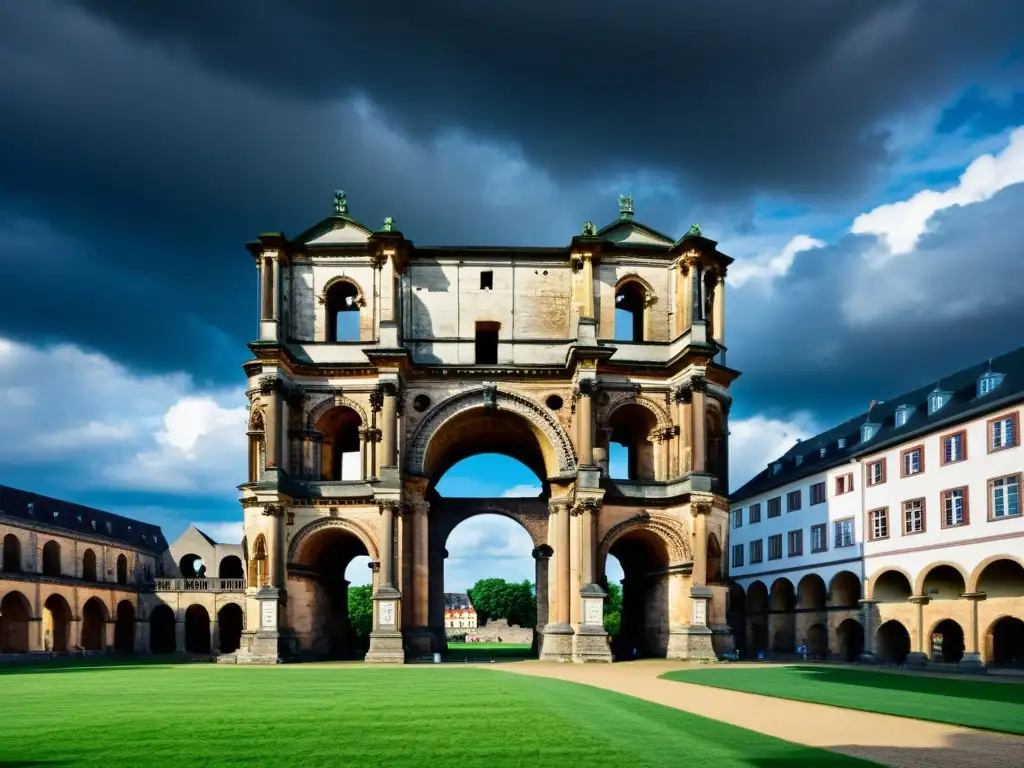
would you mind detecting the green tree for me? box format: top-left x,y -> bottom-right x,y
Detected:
468,578 -> 536,628
348,585 -> 373,639
602,580 -> 622,637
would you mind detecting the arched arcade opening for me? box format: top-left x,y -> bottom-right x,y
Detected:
150,605 -> 176,654
0,591 -> 32,653
987,616 -> 1024,667
81,597 -> 109,651
43,594 -> 71,652
602,527 -> 671,659
114,600 -> 136,653
218,603 -> 244,654
185,605 -> 211,654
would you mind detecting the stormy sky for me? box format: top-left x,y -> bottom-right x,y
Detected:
2,0 -> 1024,590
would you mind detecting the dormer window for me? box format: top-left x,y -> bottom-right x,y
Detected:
795,455 -> 804,466
819,447 -> 827,458
895,405 -> 913,428
861,423 -> 880,442
837,437 -> 847,449
928,389 -> 950,414
978,371 -> 1004,397
772,461 -> 782,475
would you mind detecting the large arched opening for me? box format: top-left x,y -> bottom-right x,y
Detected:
80,597 -> 109,651
2,534 -> 22,573
607,404 -> 658,482
184,605 -> 211,654
43,594 -> 71,652
829,571 -> 862,608
179,554 -> 205,578
920,564 -> 967,599
218,603 -> 244,654
324,279 -> 362,342
797,574 -> 827,610
769,578 -> 796,652
116,554 -> 129,585
605,527 -> 671,659
836,618 -> 864,661
316,405 -> 363,481
929,618 -> 965,663
290,523 -> 371,660
876,619 -> 911,664
746,581 -> 769,655
218,556 -> 244,580
871,569 -> 912,603
726,584 -> 746,657
986,616 -> 1024,667
975,557 -> 1024,598
42,541 -> 61,577
82,549 -> 98,582
0,591 -> 32,653
114,600 -> 136,653
150,605 -> 176,654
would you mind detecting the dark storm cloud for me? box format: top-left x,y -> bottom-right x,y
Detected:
729,183 -> 1024,425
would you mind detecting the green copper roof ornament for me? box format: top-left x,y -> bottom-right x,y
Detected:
686,223 -> 701,238
333,190 -> 349,216
382,216 -> 395,233
581,221 -> 597,237
618,194 -> 634,219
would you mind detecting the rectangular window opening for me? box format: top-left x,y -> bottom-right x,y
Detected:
480,270 -> 493,290
475,321 -> 499,365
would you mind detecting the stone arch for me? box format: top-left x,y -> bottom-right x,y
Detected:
43,593 -> 72,652
601,391 -> 672,430
249,534 -> 269,588
596,511 -> 691,577
288,516 -> 380,563
114,600 -> 136,653
218,555 -> 244,579
218,602 -> 244,653
184,605 -> 211,654
916,562 -> 969,598
436,504 -> 547,550
116,554 -> 129,585
82,548 -> 98,581
927,617 -> 965,663
321,275 -> 366,306
0,590 -> 33,653
41,540 -> 61,577
406,386 -> 577,479
2,533 -> 23,573
307,393 -> 368,429
797,573 -> 827,610
829,571 -> 862,607
968,554 -> 1024,594
150,604 -> 176,653
866,566 -> 914,600
614,273 -> 657,302
81,596 -> 109,650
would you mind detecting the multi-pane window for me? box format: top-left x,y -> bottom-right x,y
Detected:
810,482 -> 826,505
810,523 -> 827,553
749,503 -> 762,524
991,415 -> 1018,451
767,497 -> 782,518
990,475 -> 1021,519
869,508 -> 889,540
731,543 -> 744,567
835,473 -> 854,495
787,529 -> 803,557
834,518 -> 854,547
731,509 -> 743,529
901,447 -> 923,477
749,539 -> 763,564
942,432 -> 965,464
787,490 -> 802,512
942,488 -> 968,527
903,499 -> 925,534
867,459 -> 886,486
768,534 -> 783,560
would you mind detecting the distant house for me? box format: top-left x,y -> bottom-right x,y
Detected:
444,607 -> 478,630
443,592 -> 473,610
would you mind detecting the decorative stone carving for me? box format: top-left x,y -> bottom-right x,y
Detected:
690,492 -> 715,516
262,504 -> 284,518
258,375 -> 279,395
377,500 -> 407,517
369,387 -> 384,414
577,378 -> 601,398
672,383 -> 692,404
287,516 -> 379,562
306,393 -> 368,428
482,383 -> 498,409
406,387 -> 577,477
597,511 -> 692,565
571,497 -> 602,517
602,389 -> 673,429
689,375 -> 708,394
333,190 -> 348,216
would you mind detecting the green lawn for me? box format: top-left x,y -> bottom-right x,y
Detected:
0,660 -> 875,767
662,665 -> 1024,735
445,642 -> 533,662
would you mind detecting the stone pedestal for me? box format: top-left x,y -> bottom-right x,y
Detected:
959,651 -> 985,670
366,586 -> 405,663
573,584 -> 612,663
905,651 -> 928,668
540,623 -> 574,661
667,627 -> 717,660
236,587 -> 286,664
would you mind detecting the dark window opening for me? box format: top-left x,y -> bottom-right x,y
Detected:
261,257 -> 274,320
614,282 -> 646,342
475,322 -> 499,364
480,271 -> 493,290
325,281 -> 361,342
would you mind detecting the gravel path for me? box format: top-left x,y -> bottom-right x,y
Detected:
495,661 -> 1024,768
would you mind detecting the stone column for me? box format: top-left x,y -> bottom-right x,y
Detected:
594,427 -> 612,477
531,545 -> 552,657
961,592 -> 986,667
690,376 -> 707,474
359,429 -> 369,480
377,383 -> 399,468
690,498 -> 709,586
581,253 -> 595,319
407,495 -> 431,654
576,379 -> 598,466
670,492 -> 717,660
271,255 -> 281,320
260,377 -> 282,470
367,502 -> 404,663
540,499 -> 574,660
685,253 -> 703,323
858,598 -> 877,662
262,504 -> 285,588
711,268 -> 726,347
379,503 -> 396,588
907,595 -> 929,667
210,621 -> 220,655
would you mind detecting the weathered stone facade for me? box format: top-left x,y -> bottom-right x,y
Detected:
237,193 -> 739,663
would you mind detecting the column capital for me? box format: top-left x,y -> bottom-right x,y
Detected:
909,594 -> 930,605
576,377 -> 601,398
377,499 -> 407,517
258,375 -> 281,396
532,544 -> 553,560
261,504 -> 285,518
858,598 -> 878,607
672,383 -> 692,404
690,492 -> 715,516
368,560 -> 381,573
548,498 -> 572,515
570,496 -> 602,517
961,592 -> 987,602
682,249 -> 700,269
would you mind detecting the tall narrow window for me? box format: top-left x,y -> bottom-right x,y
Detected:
325,280 -> 361,342
475,322 -> 499,364
261,257 -> 275,320
480,270 -> 493,290
614,281 -> 646,342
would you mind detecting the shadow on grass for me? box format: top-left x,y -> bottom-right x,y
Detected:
443,647 -> 535,663
0,655 -> 192,675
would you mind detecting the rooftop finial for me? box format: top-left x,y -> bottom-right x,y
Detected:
618,194 -> 634,219
382,216 -> 395,232
581,221 -> 597,237
686,223 -> 701,238
333,190 -> 348,216
987,358 -> 993,372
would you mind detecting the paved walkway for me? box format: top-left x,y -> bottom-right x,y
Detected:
495,661 -> 1024,768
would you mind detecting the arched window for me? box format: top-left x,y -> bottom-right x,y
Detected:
615,280 -> 647,342
116,554 -> 129,585
607,404 -> 658,481
2,534 -> 21,573
82,548 -> 98,581
325,280 -> 362,342
42,540 -> 61,577
248,409 -> 266,483
249,536 -> 269,588
317,406 -> 363,481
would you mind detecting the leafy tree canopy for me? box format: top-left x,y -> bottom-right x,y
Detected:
348,585 -> 373,638
467,578 -> 536,628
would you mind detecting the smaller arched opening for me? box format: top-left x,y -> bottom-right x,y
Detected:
797,574 -> 827,610
249,536 -> 269,588
975,558 -> 1024,597
607,404 -> 658,482
829,571 -> 862,607
836,618 -> 865,662
43,594 -> 72,652
706,533 -> 722,583
706,406 -> 727,483
0,591 -> 32,653
746,581 -> 769,655
614,279 -> 648,342
986,616 -> 1024,667
2,534 -> 22,573
317,406 -> 363,481
41,541 -> 61,577
806,623 -> 828,659
218,556 -> 244,580
871,569 -> 912,603
184,605 -> 211,654
769,578 -> 796,652
920,564 -> 967,599
876,619 -> 911,665
150,605 -> 176,654
114,600 -> 136,653
218,603 -> 244,654
82,549 -> 98,582
116,554 -> 129,585
929,618 -> 964,663
248,408 -> 266,483
325,279 -> 362,342
179,554 -> 206,578
607,528 -> 670,659
81,597 -> 109,651
727,584 -> 746,657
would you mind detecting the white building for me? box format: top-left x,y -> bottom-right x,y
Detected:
728,346 -> 1024,669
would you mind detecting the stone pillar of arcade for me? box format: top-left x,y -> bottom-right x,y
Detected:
366,499 -> 405,663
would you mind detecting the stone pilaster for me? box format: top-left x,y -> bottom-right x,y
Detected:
366,500 -> 405,663
960,592 -> 986,669
541,498 -> 574,660
906,595 -> 929,667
